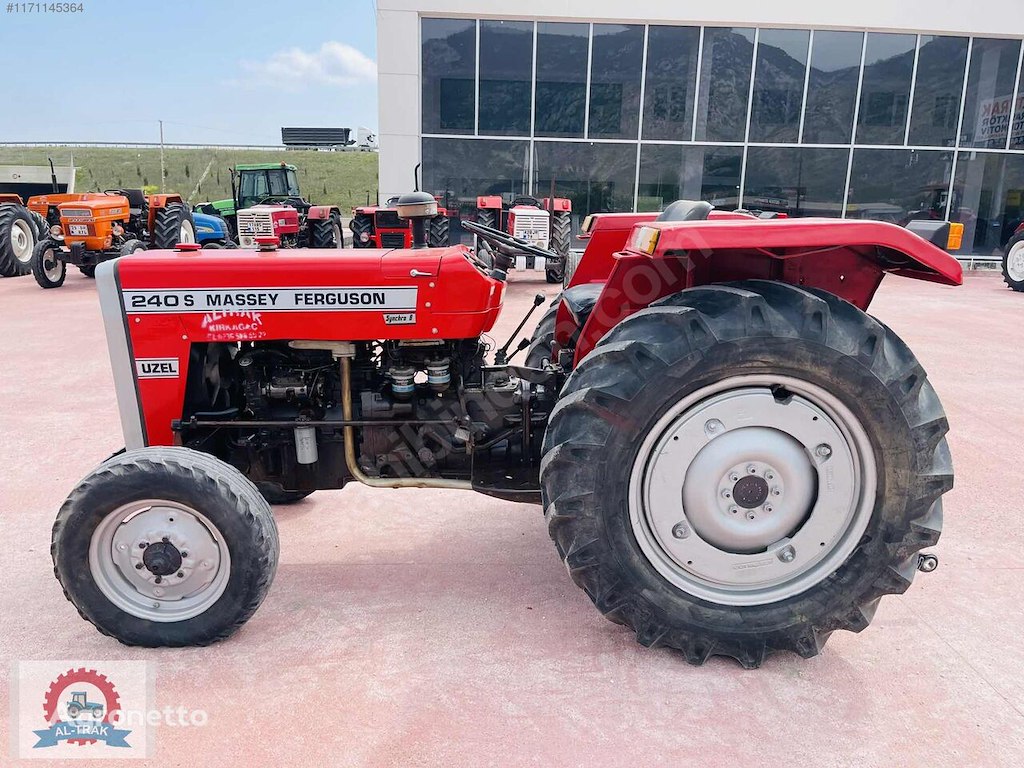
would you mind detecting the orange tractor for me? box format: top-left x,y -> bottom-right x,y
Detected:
31,190 -> 195,288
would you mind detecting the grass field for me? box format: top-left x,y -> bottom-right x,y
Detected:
0,146 -> 379,212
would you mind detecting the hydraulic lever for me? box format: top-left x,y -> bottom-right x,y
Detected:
494,293 -> 547,366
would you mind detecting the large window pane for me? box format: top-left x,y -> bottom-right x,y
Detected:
694,27 -> 756,142
951,152 -> 1024,254
533,141 -> 637,224
803,31 -> 863,144
479,21 -> 533,136
421,18 -> 476,135
846,149 -> 954,223
960,38 -> 1022,148
749,29 -> 809,143
855,33 -> 916,145
643,26 -> 699,140
908,36 -> 969,147
743,147 -> 849,217
535,23 -> 589,137
588,24 -> 644,139
637,145 -> 743,211
422,138 -> 530,244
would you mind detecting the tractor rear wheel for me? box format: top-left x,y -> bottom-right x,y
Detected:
1002,233 -> 1024,291
541,281 -> 951,667
428,214 -> 450,247
0,204 -> 37,277
308,218 -> 337,249
31,239 -> 66,288
30,209 -> 50,240
350,213 -> 374,248
52,446 -> 279,647
525,297 -> 560,368
152,203 -> 195,249
475,208 -> 496,260
548,210 -> 571,284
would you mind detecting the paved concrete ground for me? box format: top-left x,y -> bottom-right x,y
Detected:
0,266 -> 1021,766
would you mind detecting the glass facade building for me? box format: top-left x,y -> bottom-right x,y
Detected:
418,18 -> 1024,256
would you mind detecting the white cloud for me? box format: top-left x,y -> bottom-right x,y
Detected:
234,41 -> 376,91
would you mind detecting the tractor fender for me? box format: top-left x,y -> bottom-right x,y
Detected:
147,194 -> 184,209
542,197 -> 572,212
476,195 -> 503,210
306,205 -> 337,220
569,217 -> 963,366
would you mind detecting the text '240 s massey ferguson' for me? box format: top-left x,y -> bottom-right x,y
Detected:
52,195 -> 960,667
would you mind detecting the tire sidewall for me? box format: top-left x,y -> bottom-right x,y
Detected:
54,462 -> 275,646
571,336 -> 914,634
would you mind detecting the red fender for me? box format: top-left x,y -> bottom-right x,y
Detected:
476,195 -> 503,210
306,206 -> 338,220
572,218 -> 963,365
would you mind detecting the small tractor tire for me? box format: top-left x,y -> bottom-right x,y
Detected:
52,446 -> 279,647
308,218 -> 337,249
202,242 -> 223,249
256,482 -> 314,505
79,265 -> 96,278
428,214 -> 450,247
525,297 -> 560,368
31,239 -> 66,288
475,208 -> 497,260
1002,233 -> 1024,291
541,281 -> 951,667
120,239 -> 146,257
350,213 -> 374,248
152,203 -> 195,250
0,204 -> 37,277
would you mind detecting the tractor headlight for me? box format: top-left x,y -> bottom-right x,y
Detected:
630,226 -> 661,255
49,224 -> 63,237
359,231 -> 370,243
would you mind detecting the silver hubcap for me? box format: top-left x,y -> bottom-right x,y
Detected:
89,500 -> 230,622
40,247 -> 63,281
629,375 -> 876,606
179,220 -> 196,244
1008,241 -> 1024,282
333,222 -> 342,248
11,220 -> 33,263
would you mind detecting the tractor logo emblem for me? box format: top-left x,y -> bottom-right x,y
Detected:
32,667 -> 132,749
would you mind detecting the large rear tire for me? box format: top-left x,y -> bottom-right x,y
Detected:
1002,233 -> 1024,292
52,447 -> 279,647
350,213 -> 374,248
541,281 -> 951,667
31,239 -> 66,288
548,209 -> 571,284
428,214 -> 450,247
152,203 -> 195,249
0,204 -> 37,277
308,218 -> 336,249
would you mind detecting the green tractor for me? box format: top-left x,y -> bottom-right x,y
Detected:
195,163 -> 343,249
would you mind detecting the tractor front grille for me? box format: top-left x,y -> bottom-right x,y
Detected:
375,210 -> 404,229
380,232 -> 406,249
237,210 -> 275,238
511,212 -> 550,248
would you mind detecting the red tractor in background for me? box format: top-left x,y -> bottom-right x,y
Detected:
52,193 -> 959,668
350,195 -> 451,249
475,195 -> 572,284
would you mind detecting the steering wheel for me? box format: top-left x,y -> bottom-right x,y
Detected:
461,219 -> 561,264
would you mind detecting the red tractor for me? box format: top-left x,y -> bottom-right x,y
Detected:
475,195 -> 572,284
52,193 -> 959,668
349,195 -> 450,250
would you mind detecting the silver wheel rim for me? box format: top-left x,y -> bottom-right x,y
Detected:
11,219 -> 34,264
332,221 -> 343,248
179,220 -> 196,244
1008,241 -> 1024,282
88,499 -> 231,622
41,247 -> 63,282
629,374 -> 876,606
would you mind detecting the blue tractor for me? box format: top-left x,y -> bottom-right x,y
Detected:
193,211 -> 236,249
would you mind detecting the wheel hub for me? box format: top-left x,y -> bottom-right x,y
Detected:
629,376 -> 876,606
142,540 -> 182,576
11,221 -> 32,260
1008,241 -> 1024,282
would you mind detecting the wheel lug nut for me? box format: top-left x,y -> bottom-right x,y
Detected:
177,571 -> 184,578
704,419 -> 724,436
134,563 -> 143,570
777,545 -> 796,563
729,506 -> 738,514
746,510 -> 756,520
672,522 -> 690,539
815,444 -> 832,458
153,587 -> 164,597
181,552 -> 188,558
117,543 -> 127,551
138,542 -> 147,549
162,536 -> 170,543
772,487 -> 781,496
747,465 -> 757,474
721,490 -> 731,499
763,504 -> 774,513
154,576 -> 162,584
765,471 -> 775,480
729,473 -> 739,482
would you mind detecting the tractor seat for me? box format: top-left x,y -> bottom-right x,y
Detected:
657,200 -> 713,222
116,188 -> 148,211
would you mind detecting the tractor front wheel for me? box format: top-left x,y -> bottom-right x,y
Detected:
31,239 -> 66,288
541,281 -> 951,667
78,265 -> 96,278
0,204 -> 37,277
428,214 -> 450,247
52,447 -> 279,647
152,203 -> 195,250
1002,233 -> 1024,291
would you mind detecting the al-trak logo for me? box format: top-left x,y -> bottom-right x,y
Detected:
33,667 -> 132,749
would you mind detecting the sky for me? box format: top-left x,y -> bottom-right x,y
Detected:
0,0 -> 378,145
